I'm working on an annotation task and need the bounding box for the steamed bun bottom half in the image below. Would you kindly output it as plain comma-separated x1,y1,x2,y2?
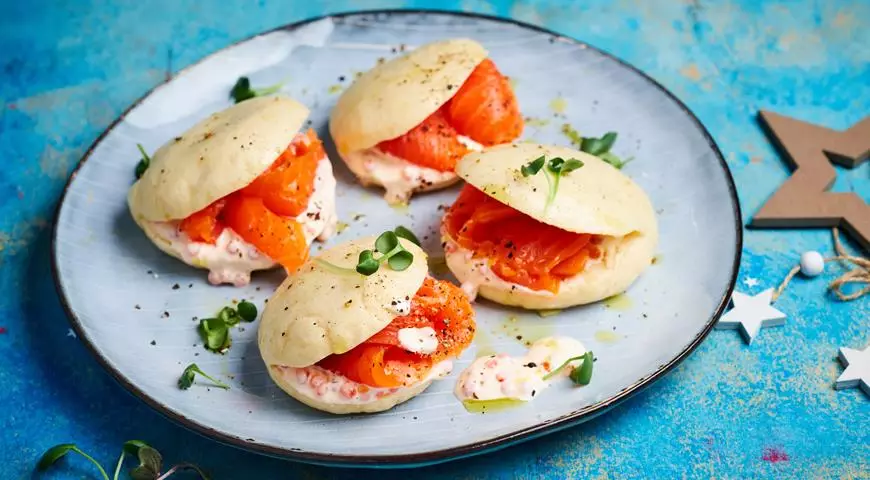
441,143,658,310
329,39,524,204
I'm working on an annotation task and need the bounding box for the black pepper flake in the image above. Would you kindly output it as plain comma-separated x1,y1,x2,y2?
134,304,141,310
532,390,536,397
524,362,537,368
281,332,286,337
147,270,153,275
150,340,156,346
188,283,193,288
161,311,170,318
284,306,289,311
172,283,180,290
472,393,479,400
516,335,523,341
338,75,345,82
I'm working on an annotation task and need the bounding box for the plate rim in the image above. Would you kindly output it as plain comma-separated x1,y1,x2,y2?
50,8,743,467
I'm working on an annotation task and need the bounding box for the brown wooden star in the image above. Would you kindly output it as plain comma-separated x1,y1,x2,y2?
750,111,870,252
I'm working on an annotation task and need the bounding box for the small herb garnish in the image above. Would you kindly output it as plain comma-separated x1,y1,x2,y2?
135,144,150,179
198,301,258,354
178,363,230,390
562,125,633,169
520,155,584,212
317,228,416,276
37,440,209,480
230,76,284,103
542,350,594,385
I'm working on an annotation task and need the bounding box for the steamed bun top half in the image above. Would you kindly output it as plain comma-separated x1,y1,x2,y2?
128,96,309,222
329,39,488,155
258,235,428,368
456,143,657,238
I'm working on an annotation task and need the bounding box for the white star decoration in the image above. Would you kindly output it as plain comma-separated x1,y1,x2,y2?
66,328,77,339
835,346,870,396
743,277,759,288
715,289,786,344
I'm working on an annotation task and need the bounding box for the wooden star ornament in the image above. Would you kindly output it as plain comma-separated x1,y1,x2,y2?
750,111,870,251
715,289,786,344
835,345,870,397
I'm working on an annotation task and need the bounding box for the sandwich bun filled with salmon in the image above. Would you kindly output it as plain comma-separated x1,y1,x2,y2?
441,143,657,310
330,39,523,205
128,96,338,287
259,235,475,414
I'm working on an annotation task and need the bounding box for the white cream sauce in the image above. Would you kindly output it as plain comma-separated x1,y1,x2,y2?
398,327,439,355
455,336,587,403
147,156,337,287
344,135,482,205
275,360,453,406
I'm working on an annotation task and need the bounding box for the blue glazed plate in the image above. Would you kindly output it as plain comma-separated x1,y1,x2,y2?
52,10,740,467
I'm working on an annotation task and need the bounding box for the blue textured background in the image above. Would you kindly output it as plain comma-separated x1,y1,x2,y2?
1,1,868,478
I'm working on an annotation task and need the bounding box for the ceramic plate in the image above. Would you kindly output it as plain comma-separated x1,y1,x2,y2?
52,10,740,467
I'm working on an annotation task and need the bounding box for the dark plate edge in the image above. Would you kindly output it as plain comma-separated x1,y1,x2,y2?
50,8,743,468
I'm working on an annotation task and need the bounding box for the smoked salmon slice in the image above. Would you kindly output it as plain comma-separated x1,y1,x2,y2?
443,185,602,293
446,59,523,146
317,277,475,388
176,130,323,272
375,58,523,172
241,129,323,217
377,110,470,172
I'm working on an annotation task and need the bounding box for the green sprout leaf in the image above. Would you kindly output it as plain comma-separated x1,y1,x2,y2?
230,76,284,103
37,444,76,470
217,307,240,326
542,351,594,385
229,77,255,103
375,231,399,254
122,440,151,456
393,226,421,246
546,157,565,173
178,363,230,391
199,318,230,353
355,250,380,276
569,351,595,385
580,132,617,155
130,465,158,480
137,446,162,476
559,159,584,175
135,144,151,179
37,444,110,480
237,300,258,322
387,250,414,271
598,151,632,169
520,156,545,177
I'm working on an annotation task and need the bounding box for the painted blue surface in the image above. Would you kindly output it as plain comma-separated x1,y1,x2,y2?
1,1,867,478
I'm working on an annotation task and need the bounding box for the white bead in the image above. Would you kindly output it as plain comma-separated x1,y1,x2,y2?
800,251,825,277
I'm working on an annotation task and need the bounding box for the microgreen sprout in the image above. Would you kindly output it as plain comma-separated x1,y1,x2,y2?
37,440,209,480
135,144,150,179
230,76,285,103
198,301,258,354
178,363,230,390
520,155,584,212
542,350,594,385
561,125,633,169
317,227,418,277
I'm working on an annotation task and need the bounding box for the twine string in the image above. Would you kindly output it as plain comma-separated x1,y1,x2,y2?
772,228,870,302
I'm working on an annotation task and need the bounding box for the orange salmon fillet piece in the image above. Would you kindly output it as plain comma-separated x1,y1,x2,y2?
443,185,603,293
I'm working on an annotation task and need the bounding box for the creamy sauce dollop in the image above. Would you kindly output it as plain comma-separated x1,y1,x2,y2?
344,136,483,205
455,336,587,406
146,157,337,286
398,327,439,355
